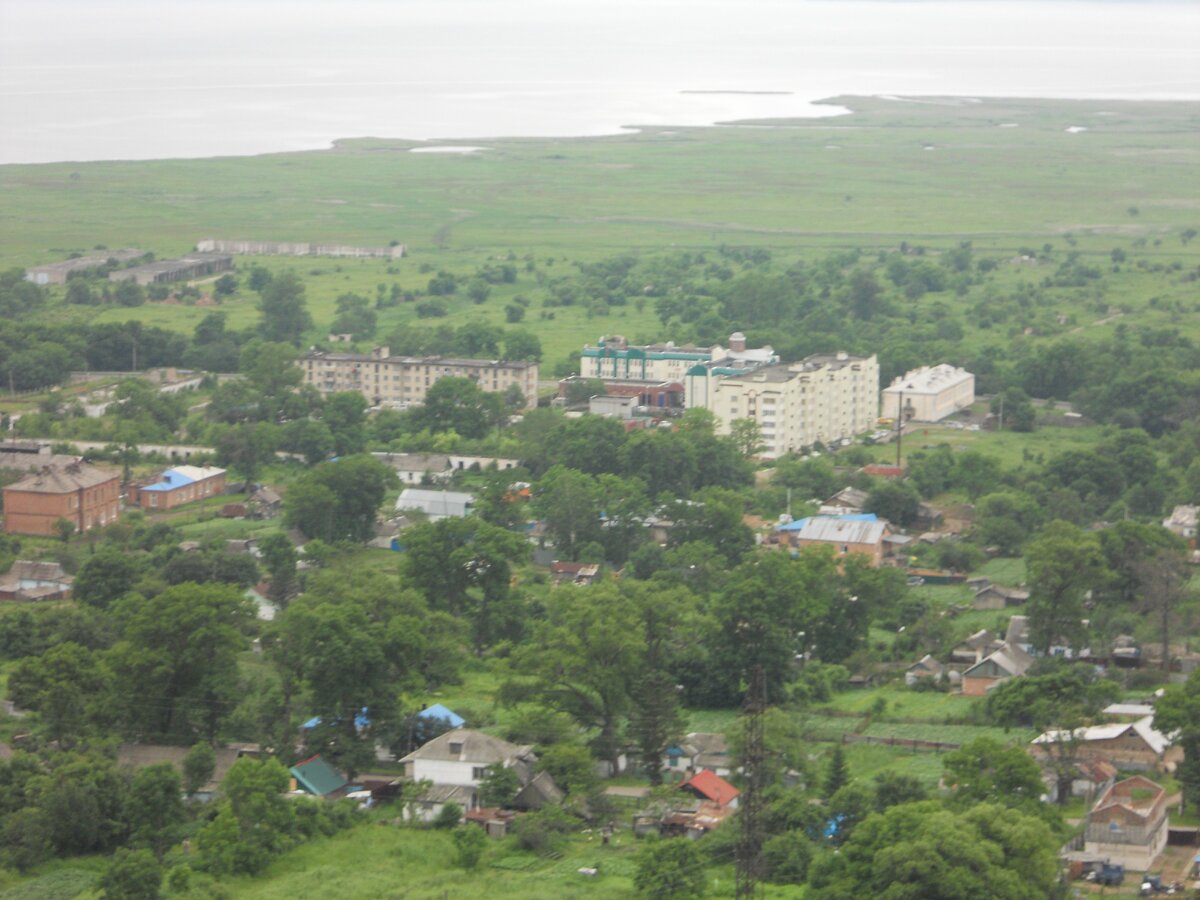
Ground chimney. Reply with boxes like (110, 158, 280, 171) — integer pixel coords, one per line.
(729, 332, 747, 352)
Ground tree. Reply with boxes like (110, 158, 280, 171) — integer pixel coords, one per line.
(942, 737, 1044, 809)
(824, 744, 849, 798)
(196, 757, 295, 876)
(415, 376, 503, 439)
(258, 532, 299, 605)
(452, 825, 487, 870)
(283, 455, 396, 543)
(53, 517, 75, 544)
(183, 742, 217, 797)
(1024, 520, 1108, 655)
(635, 838, 707, 899)
(808, 801, 1059, 899)
(533, 465, 601, 561)
(1157, 670, 1200, 811)
(729, 418, 765, 457)
(74, 549, 143, 609)
(271, 599, 391, 778)
(125, 763, 185, 858)
(538, 743, 599, 796)
(257, 271, 312, 345)
(507, 583, 643, 776)
(973, 490, 1042, 555)
(322, 391, 368, 456)
(864, 480, 920, 526)
(108, 583, 253, 741)
(214, 273, 238, 296)
(763, 830, 814, 885)
(478, 762, 520, 808)
(504, 329, 542, 361)
(101, 848, 163, 900)
(1135, 547, 1191, 672)
(279, 418, 334, 465)
(215, 422, 278, 486)
(7, 642, 107, 748)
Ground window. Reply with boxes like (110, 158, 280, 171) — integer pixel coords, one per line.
(449, 741, 463, 755)
(472, 766, 487, 780)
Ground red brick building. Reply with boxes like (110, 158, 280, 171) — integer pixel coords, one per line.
(2, 463, 120, 536)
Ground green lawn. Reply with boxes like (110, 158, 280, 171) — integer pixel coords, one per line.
(224, 823, 641, 900)
(817, 686, 977, 722)
(861, 722, 1035, 745)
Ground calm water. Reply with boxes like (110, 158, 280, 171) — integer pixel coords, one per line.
(0, 0, 1197, 164)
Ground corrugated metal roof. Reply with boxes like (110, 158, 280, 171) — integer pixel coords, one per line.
(791, 515, 887, 545)
(290, 755, 348, 797)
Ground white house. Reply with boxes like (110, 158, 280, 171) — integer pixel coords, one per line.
(398, 728, 537, 788)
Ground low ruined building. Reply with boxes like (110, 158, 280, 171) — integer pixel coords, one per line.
(1084, 776, 1168, 871)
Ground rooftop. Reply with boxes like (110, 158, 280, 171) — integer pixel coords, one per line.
(5, 462, 118, 493)
(139, 465, 225, 492)
(883, 364, 974, 394)
(399, 728, 533, 766)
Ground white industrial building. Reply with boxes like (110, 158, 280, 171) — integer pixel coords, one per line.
(880, 364, 974, 423)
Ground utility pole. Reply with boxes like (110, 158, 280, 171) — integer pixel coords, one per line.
(895, 389, 903, 468)
(735, 665, 767, 898)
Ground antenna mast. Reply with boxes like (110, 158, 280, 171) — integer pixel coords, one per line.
(735, 665, 767, 898)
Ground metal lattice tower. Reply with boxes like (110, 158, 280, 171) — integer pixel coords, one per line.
(735, 664, 767, 898)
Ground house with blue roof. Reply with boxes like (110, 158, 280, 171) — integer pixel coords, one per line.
(129, 465, 226, 510)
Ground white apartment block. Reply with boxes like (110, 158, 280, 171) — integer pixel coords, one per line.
(880, 364, 975, 422)
(710, 352, 879, 459)
(299, 347, 539, 409)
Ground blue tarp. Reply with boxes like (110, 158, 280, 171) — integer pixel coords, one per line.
(302, 708, 370, 730)
(140, 467, 196, 492)
(776, 513, 878, 532)
(418, 703, 465, 727)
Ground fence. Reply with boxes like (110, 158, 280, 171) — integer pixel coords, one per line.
(840, 733, 961, 753)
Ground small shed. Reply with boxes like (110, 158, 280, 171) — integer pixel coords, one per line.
(289, 755, 349, 798)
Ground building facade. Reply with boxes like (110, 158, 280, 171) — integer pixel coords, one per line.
(582, 332, 777, 397)
(299, 347, 539, 409)
(108, 253, 233, 286)
(127, 465, 227, 511)
(705, 352, 879, 459)
(2, 463, 120, 536)
(1083, 776, 1168, 871)
(880, 364, 975, 422)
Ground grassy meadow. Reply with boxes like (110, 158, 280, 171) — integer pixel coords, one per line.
(3, 95, 1200, 368)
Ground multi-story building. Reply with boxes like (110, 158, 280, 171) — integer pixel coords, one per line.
(582, 332, 777, 399)
(879, 364, 974, 422)
(2, 462, 120, 536)
(299, 347, 539, 409)
(707, 352, 879, 458)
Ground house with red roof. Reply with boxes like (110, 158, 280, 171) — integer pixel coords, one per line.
(678, 769, 740, 809)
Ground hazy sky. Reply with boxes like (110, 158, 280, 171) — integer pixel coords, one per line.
(1, 0, 1197, 162)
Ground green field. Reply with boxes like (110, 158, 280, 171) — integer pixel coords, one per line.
(3, 96, 1199, 369)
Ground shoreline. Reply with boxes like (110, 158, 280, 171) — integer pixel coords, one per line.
(5, 93, 1200, 169)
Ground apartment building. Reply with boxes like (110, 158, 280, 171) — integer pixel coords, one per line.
(2, 462, 120, 536)
(299, 347, 539, 409)
(709, 352, 879, 459)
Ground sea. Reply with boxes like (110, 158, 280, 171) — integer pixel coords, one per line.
(0, 0, 1197, 165)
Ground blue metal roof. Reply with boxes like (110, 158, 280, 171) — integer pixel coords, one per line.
(418, 703, 465, 727)
(140, 468, 196, 492)
(776, 513, 878, 532)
